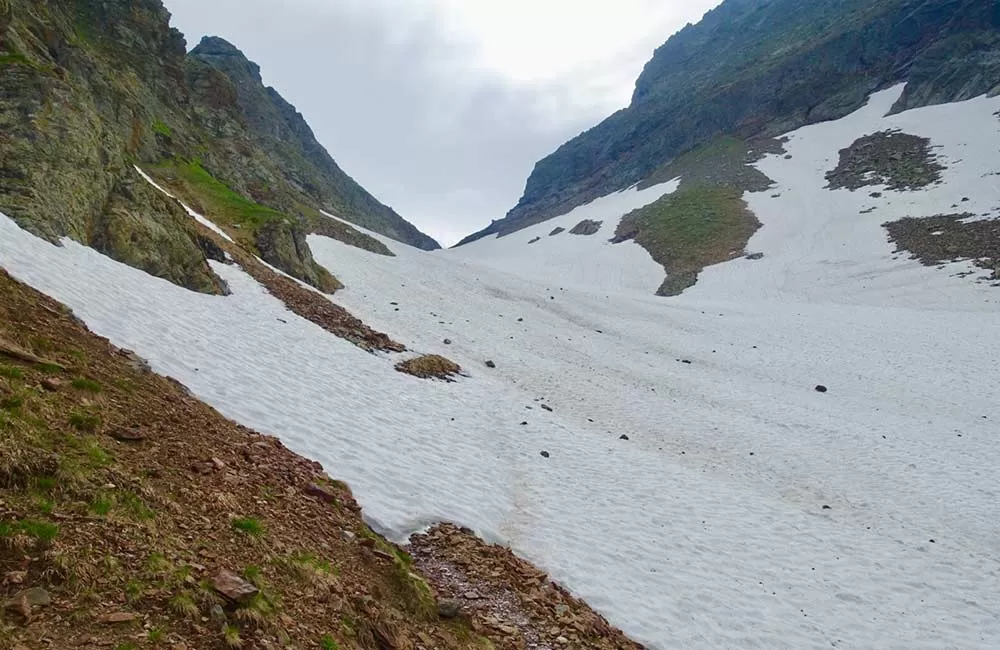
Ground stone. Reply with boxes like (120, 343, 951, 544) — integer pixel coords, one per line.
(443, 339, 452, 345)
(540, 451, 550, 458)
(485, 360, 496, 368)
(4, 571, 26, 585)
(541, 404, 553, 412)
(4, 586, 51, 621)
(40, 378, 62, 392)
(815, 385, 829, 393)
(305, 482, 338, 504)
(619, 434, 630, 441)
(99, 611, 140, 624)
(111, 427, 146, 442)
(437, 599, 462, 619)
(212, 569, 259, 603)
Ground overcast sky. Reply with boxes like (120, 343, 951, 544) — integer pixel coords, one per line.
(162, 0, 721, 246)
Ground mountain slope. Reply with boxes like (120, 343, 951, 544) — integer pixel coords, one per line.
(460, 0, 1000, 244)
(188, 37, 440, 252)
(0, 0, 436, 298)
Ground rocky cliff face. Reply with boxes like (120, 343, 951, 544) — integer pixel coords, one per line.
(460, 0, 1000, 244)
(188, 37, 440, 251)
(0, 0, 435, 297)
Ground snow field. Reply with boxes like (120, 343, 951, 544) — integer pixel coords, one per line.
(1, 86, 999, 649)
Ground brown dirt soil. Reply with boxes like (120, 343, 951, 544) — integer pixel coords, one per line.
(394, 356, 462, 382)
(884, 213, 1000, 284)
(411, 524, 645, 650)
(0, 270, 643, 649)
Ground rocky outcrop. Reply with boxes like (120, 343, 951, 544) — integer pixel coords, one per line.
(189, 37, 439, 251)
(0, 0, 434, 298)
(460, 0, 1000, 243)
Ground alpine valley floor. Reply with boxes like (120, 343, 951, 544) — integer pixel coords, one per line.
(2, 87, 999, 649)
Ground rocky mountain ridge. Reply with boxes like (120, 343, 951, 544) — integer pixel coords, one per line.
(459, 0, 1000, 244)
(0, 0, 437, 297)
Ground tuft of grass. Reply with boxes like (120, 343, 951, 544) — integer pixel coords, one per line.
(147, 552, 171, 575)
(321, 635, 341, 650)
(151, 120, 173, 138)
(1, 396, 24, 411)
(115, 644, 138, 650)
(85, 442, 111, 466)
(231, 517, 264, 538)
(70, 377, 102, 393)
(9, 519, 60, 543)
(148, 626, 165, 643)
(125, 579, 144, 603)
(0, 365, 24, 379)
(235, 591, 276, 626)
(223, 624, 244, 648)
(69, 412, 101, 433)
(90, 495, 113, 516)
(242, 565, 264, 588)
(169, 592, 199, 620)
(119, 491, 155, 521)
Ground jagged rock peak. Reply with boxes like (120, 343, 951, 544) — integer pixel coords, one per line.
(191, 36, 263, 83)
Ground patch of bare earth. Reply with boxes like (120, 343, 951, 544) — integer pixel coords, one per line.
(411, 524, 644, 650)
(884, 212, 1000, 285)
(0, 270, 643, 649)
(826, 130, 945, 191)
(394, 356, 462, 382)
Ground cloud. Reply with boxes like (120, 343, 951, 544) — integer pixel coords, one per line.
(162, 0, 720, 246)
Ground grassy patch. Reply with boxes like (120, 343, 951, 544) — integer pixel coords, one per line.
(321, 635, 341, 650)
(1, 518, 60, 543)
(639, 135, 779, 193)
(0, 52, 33, 67)
(151, 120, 173, 138)
(231, 517, 264, 537)
(69, 411, 101, 433)
(71, 377, 102, 393)
(0, 365, 24, 379)
(151, 159, 285, 236)
(1, 396, 24, 411)
(615, 186, 760, 296)
(169, 592, 199, 620)
(223, 624, 244, 649)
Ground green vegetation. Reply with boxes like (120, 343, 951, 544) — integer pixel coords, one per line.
(616, 186, 760, 296)
(321, 635, 341, 650)
(639, 135, 777, 193)
(0, 518, 60, 543)
(223, 624, 244, 649)
(0, 365, 24, 379)
(69, 411, 101, 432)
(0, 52, 32, 67)
(169, 592, 199, 620)
(151, 120, 173, 138)
(152, 159, 285, 235)
(1, 396, 24, 411)
(71, 377, 102, 393)
(231, 516, 264, 537)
